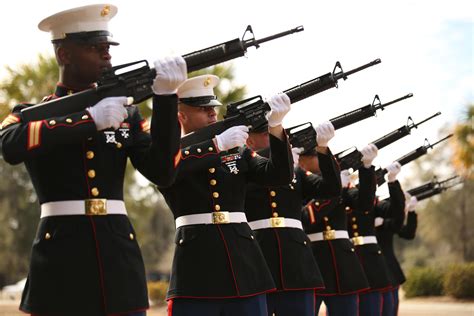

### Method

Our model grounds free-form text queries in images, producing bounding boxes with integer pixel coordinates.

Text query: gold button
[179,239,184,245]
[45,232,51,240]
[49,120,56,125]
[212,192,219,198]
[184,150,190,155]
[197,148,202,153]
[272,212,279,217]
[315,201,320,206]
[354,232,359,237]
[326,226,332,231]
[82,115,89,120]
[352,224,358,229]
[91,187,99,196]
[351,248,355,252]
[208,147,214,151]
[210,179,217,186]
[323,216,329,221]
[88,169,96,178]
[66,118,72,123]
[352,217,356,222]
[251,235,254,240]
[116,142,122,149]
[304,241,307,245]
[270,191,276,197]
[345,206,350,211]
[214,204,221,211]
[86,151,95,159]
[129,233,134,240]
[209,168,215,173]
[364,211,369,215]
[271,202,277,208]
[378,250,382,254]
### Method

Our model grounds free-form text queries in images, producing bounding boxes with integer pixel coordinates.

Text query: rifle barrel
[375,93,413,110]
[335,58,381,79]
[247,26,304,47]
[429,134,453,148]
[412,112,441,128]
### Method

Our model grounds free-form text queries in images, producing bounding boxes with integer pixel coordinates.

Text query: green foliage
[147,281,169,305]
[0,54,57,108]
[397,105,474,272]
[452,104,474,177]
[0,54,57,287]
[403,266,445,298]
[443,263,474,299]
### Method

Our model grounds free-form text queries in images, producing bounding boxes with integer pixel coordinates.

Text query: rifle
[180,58,382,147]
[375,134,453,185]
[335,112,441,171]
[331,93,413,130]
[414,176,463,201]
[21,25,304,122]
[286,93,413,153]
[407,176,440,196]
[407,175,457,196]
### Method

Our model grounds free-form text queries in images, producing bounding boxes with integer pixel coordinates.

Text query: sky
[0,0,472,194]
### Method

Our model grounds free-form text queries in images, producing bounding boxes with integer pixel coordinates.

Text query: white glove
[316,121,335,147]
[215,125,249,151]
[374,217,384,227]
[152,56,187,95]
[360,143,378,168]
[406,196,418,212]
[265,93,291,127]
[340,169,351,188]
[291,147,303,168]
[386,161,402,182]
[87,96,130,131]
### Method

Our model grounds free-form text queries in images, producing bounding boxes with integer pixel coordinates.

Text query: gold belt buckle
[212,211,230,224]
[270,217,286,228]
[352,236,364,246]
[85,199,107,215]
[323,229,336,240]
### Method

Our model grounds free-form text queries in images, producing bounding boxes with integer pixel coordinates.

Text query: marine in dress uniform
[374,163,406,316]
[158,76,294,316]
[245,121,341,316]
[345,162,402,316]
[0,4,186,316]
[301,144,380,316]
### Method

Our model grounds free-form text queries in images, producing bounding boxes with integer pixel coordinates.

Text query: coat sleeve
[378,181,406,232]
[0,104,96,165]
[398,211,417,240]
[245,133,294,186]
[128,95,181,187]
[357,166,377,214]
[300,149,341,200]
